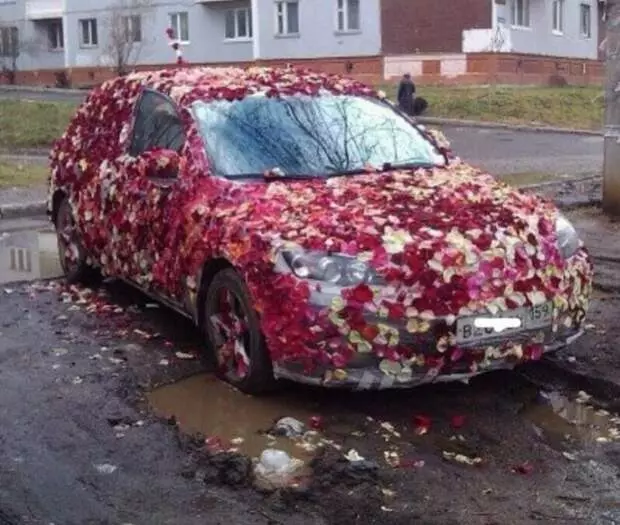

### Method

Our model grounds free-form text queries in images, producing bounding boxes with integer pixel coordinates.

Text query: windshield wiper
[226,172,324,181]
[326,168,374,177]
[381,161,437,171]
[326,162,437,177]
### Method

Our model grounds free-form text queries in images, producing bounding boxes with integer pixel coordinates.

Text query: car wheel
[203,268,276,395]
[55,197,101,286]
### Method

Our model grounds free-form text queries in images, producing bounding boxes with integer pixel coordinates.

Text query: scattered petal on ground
[94,463,118,474]
[512,461,534,475]
[412,415,431,435]
[450,415,467,430]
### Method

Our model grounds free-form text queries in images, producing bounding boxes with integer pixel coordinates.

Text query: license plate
[456,302,554,345]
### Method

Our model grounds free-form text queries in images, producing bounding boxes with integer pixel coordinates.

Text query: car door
[104,89,187,290]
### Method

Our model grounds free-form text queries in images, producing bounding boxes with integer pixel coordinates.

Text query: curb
[0,147,50,157]
[518,174,601,191]
[416,116,603,136]
[0,85,86,96]
[0,200,47,219]
[557,197,602,210]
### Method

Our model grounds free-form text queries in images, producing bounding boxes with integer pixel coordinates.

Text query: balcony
[462,27,513,53]
[25,0,64,20]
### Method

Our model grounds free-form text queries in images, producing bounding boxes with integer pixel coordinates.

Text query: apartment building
[0,0,607,86]
[381,0,605,84]
[0,0,383,85]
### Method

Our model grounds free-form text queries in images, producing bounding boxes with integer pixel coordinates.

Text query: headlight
[555,213,580,259]
[281,249,384,286]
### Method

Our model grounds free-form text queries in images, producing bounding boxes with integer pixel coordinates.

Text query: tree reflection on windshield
[191,94,445,178]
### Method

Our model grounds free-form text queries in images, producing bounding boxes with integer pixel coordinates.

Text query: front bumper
[272,326,585,390]
[269,248,591,390]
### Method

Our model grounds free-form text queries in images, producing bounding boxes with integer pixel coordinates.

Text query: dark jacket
[397,78,416,115]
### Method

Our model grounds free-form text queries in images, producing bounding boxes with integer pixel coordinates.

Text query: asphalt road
[442,126,603,177]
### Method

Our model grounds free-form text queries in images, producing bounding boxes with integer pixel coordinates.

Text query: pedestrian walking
[397,73,416,116]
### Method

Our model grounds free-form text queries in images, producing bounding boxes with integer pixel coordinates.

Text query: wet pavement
[0,229,61,284]
[1,210,620,524]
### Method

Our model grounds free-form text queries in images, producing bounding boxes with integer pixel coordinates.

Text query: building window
[48,20,63,50]
[170,12,189,42]
[225,7,252,39]
[580,3,592,38]
[123,15,142,43]
[275,1,299,35]
[336,0,360,32]
[79,18,98,47]
[511,0,530,27]
[9,247,32,273]
[0,26,18,57]
[552,0,564,33]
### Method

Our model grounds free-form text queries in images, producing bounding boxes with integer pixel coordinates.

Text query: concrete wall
[495,0,598,59]
[0,0,67,70]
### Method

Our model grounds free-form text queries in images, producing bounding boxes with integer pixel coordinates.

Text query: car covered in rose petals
[48,66,593,394]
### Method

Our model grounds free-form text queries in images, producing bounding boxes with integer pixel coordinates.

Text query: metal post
[603,0,620,214]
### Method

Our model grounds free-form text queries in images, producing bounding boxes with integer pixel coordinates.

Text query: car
[48,66,593,395]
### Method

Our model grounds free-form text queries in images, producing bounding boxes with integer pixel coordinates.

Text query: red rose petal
[412,415,431,435]
[309,416,323,430]
[450,415,466,429]
[512,461,534,475]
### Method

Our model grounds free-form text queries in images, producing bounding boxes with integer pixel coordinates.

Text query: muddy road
[1,211,620,525]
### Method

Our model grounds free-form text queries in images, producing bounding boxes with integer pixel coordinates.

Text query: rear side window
[130,90,186,156]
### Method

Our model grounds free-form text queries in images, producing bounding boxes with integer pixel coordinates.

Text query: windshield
[191,94,445,178]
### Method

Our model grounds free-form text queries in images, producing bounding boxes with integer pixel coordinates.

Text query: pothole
[521,390,620,450]
[148,373,328,460]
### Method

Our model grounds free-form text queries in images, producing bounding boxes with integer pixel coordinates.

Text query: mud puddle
[148,374,328,460]
[521,389,620,450]
[0,230,61,284]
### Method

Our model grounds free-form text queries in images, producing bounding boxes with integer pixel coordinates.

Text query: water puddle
[0,230,62,284]
[148,374,324,460]
[521,390,620,449]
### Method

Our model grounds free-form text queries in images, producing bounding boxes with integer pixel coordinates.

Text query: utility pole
[603,0,620,214]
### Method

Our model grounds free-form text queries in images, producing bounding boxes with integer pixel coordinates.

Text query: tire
[54,197,101,286]
[202,268,276,395]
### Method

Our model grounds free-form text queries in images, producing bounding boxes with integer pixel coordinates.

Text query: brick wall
[4,53,604,89]
[380,0,492,54]
[3,55,384,88]
[385,52,604,86]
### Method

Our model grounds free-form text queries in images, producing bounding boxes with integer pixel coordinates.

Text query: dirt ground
[1,205,620,525]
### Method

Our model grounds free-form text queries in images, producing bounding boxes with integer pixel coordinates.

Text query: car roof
[114,65,381,107]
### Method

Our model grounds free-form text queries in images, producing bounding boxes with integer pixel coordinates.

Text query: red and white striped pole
[165,28,186,66]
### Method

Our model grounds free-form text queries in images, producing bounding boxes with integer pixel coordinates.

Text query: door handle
[136,181,174,199]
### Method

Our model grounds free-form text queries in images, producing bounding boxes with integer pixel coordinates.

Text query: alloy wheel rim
[208,287,252,381]
[57,204,81,275]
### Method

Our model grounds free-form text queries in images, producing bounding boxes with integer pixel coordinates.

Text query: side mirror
[141,148,180,180]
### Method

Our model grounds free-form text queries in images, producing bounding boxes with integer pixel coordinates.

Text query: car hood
[203,160,589,317]
[230,160,560,253]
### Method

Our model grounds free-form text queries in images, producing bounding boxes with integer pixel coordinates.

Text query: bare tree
[101,0,153,76]
[0,24,41,84]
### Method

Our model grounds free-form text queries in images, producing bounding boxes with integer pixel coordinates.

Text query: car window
[191,94,445,178]
[130,90,186,156]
